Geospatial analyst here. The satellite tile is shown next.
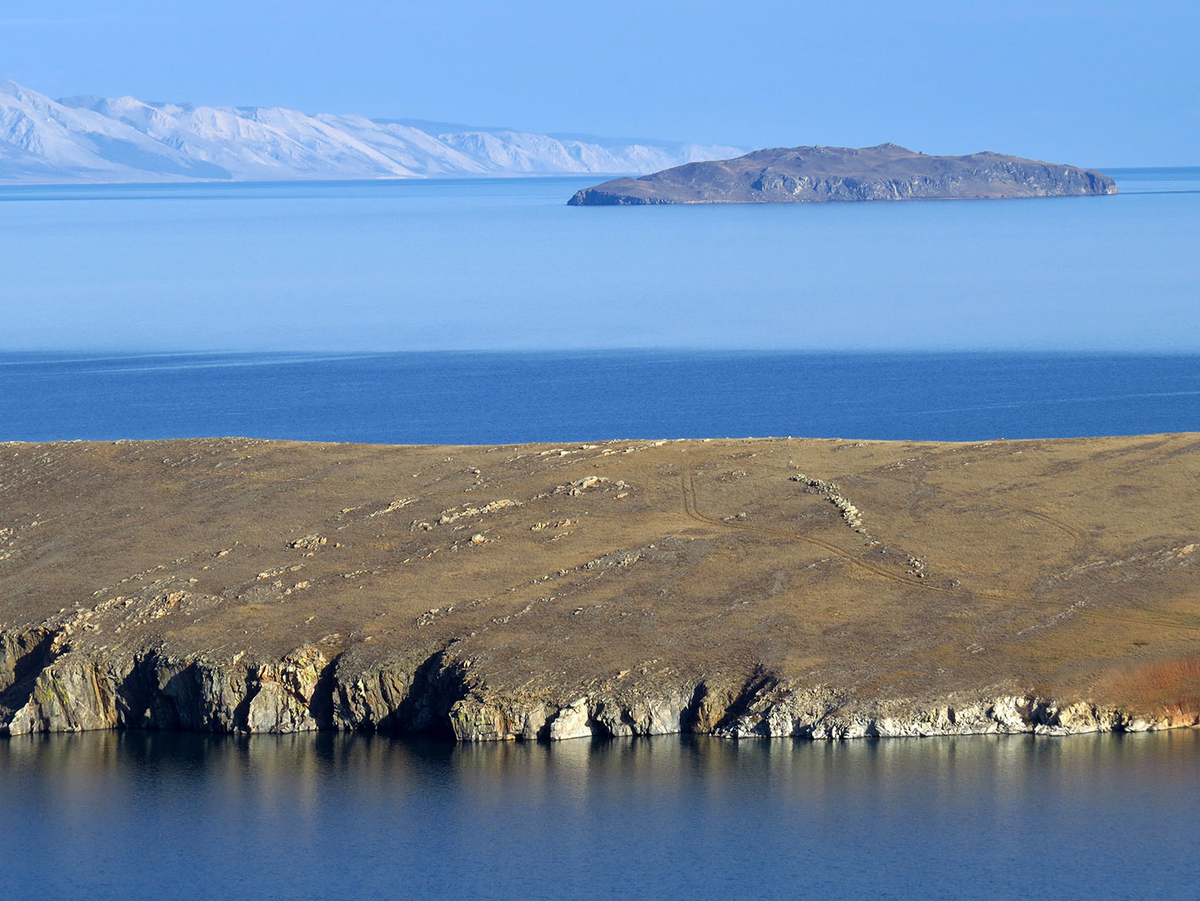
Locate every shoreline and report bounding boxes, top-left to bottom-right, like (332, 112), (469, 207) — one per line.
(3, 434), (1198, 740)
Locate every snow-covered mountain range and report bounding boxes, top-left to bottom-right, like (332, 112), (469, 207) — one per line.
(0, 79), (742, 184)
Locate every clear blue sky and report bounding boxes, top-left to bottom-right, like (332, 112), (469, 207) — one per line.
(2, 0), (1197, 166)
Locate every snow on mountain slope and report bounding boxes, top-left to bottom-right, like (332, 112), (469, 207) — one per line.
(57, 94), (419, 179)
(0, 80), (742, 184)
(316, 115), (488, 176)
(0, 79), (217, 179)
(437, 129), (744, 175)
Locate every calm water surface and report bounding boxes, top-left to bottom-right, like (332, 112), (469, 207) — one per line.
(1, 169), (1197, 351)
(1, 349), (1197, 443)
(2, 731), (1198, 901)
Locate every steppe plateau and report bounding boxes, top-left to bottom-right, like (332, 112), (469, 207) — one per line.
(2, 434), (1198, 740)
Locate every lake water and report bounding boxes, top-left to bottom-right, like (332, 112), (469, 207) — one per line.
(2, 730), (1199, 901)
(1, 168), (1198, 352)
(2, 170), (1199, 898)
(1, 348), (1198, 443)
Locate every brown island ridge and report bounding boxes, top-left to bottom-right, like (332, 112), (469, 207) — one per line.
(2, 434), (1198, 741)
(568, 143), (1117, 205)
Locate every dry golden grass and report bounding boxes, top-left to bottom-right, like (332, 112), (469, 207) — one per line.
(2, 433), (1198, 713)
(1104, 657), (1200, 721)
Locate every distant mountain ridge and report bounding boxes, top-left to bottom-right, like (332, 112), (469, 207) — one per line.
(0, 79), (743, 184)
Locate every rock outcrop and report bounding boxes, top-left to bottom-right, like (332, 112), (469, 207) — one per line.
(2, 435), (1197, 740)
(2, 636), (1190, 740)
(568, 143), (1117, 205)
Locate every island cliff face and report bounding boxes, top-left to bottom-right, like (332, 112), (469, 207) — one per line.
(567, 143), (1117, 205)
(1, 435), (1197, 741)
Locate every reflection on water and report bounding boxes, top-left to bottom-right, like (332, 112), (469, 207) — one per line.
(2, 731), (1198, 900)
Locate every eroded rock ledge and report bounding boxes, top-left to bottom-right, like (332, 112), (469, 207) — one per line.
(2, 631), (1191, 739)
(2, 435), (1198, 740)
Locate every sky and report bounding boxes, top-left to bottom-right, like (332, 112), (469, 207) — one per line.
(1, 0), (1197, 166)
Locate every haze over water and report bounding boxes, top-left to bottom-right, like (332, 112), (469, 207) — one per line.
(1, 167), (1197, 443)
(1, 169), (1197, 353)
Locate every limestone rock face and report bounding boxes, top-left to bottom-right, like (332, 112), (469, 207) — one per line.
(7, 651), (121, 734)
(548, 699), (593, 741)
(568, 144), (1117, 205)
(0, 631), (1192, 741)
(245, 647), (331, 733)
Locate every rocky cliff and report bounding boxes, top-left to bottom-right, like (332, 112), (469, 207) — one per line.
(568, 143), (1117, 205)
(2, 435), (1197, 740)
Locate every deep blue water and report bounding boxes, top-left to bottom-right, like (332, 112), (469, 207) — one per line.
(2, 731), (1198, 901)
(1, 349), (1197, 443)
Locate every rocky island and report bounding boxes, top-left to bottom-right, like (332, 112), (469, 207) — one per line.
(2, 434), (1197, 741)
(568, 143), (1117, 205)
